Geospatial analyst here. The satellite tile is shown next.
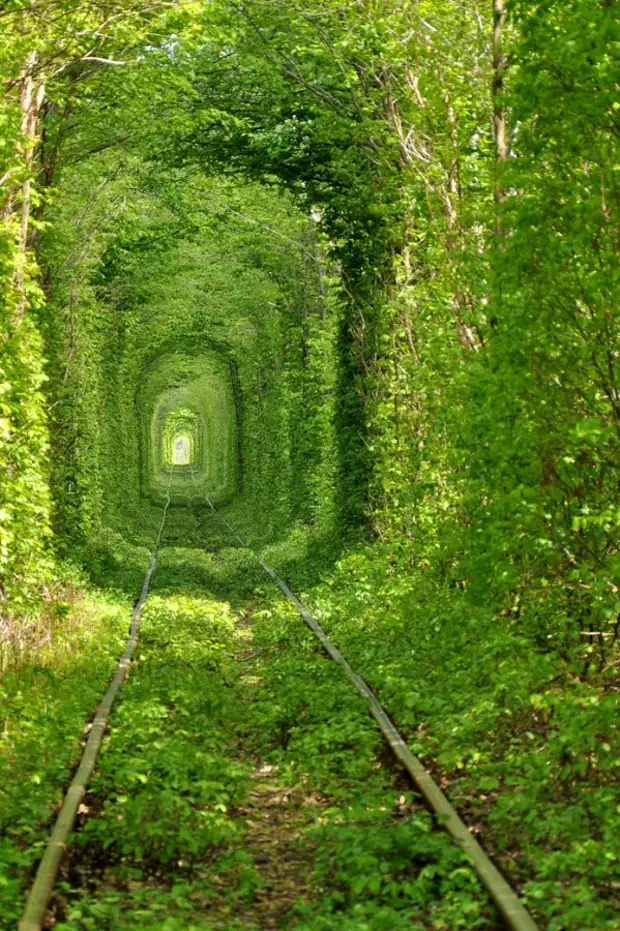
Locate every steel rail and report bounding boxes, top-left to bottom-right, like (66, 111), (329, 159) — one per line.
(197, 489), (540, 931)
(19, 490), (171, 931)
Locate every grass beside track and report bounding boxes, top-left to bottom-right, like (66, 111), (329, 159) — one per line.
(4, 545), (500, 930)
(0, 583), (131, 928)
(6, 528), (619, 930)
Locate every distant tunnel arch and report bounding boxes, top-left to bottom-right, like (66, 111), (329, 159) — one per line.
(139, 352), (239, 506)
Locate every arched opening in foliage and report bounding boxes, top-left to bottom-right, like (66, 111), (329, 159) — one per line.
(163, 409), (198, 469)
(145, 354), (239, 507)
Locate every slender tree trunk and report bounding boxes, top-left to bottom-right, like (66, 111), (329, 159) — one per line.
(492, 0), (508, 211)
(492, 0), (509, 319)
(15, 52), (45, 321)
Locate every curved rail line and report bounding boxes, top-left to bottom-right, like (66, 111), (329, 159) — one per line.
(19, 490), (171, 931)
(197, 487), (540, 931)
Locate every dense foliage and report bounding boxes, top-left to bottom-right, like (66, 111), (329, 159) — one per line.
(1, 0), (619, 928)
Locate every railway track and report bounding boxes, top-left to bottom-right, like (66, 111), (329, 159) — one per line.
(19, 489), (539, 931)
(18, 491), (171, 931)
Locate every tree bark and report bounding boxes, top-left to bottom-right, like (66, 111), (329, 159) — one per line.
(492, 0), (508, 209)
(14, 52), (45, 321)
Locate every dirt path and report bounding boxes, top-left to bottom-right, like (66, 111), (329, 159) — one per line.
(203, 619), (329, 929)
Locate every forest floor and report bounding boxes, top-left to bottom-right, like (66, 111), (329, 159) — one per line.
(1, 545), (501, 931)
(2, 533), (619, 930)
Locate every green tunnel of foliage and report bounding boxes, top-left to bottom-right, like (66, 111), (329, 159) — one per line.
(0, 1), (619, 925)
(0, 0), (617, 710)
(2, 0), (615, 619)
(34, 167), (340, 558)
(143, 353), (238, 504)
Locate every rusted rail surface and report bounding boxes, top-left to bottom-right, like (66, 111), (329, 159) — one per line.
(19, 493), (171, 931)
(200, 492), (540, 931)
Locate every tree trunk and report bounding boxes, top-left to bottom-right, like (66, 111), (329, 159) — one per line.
(492, 0), (508, 210)
(14, 52), (45, 321)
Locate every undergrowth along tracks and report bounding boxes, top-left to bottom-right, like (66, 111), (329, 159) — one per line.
(18, 492), (171, 931)
(19, 486), (538, 930)
(197, 491), (540, 931)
